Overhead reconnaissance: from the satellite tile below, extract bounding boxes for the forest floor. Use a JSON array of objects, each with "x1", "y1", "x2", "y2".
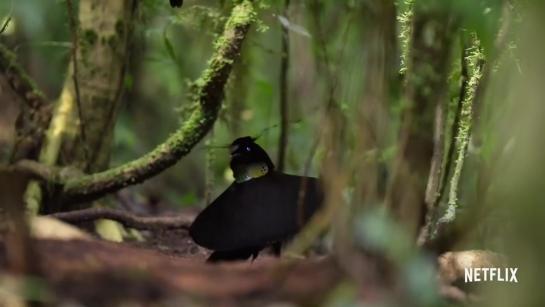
[
  {"x1": 0, "y1": 201, "x2": 476, "y2": 306},
  {"x1": 1, "y1": 228, "x2": 344, "y2": 306}
]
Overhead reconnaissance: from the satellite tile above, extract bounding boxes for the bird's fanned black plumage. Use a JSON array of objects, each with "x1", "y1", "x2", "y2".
[
  {"x1": 188, "y1": 136, "x2": 323, "y2": 262},
  {"x1": 207, "y1": 247, "x2": 261, "y2": 263},
  {"x1": 190, "y1": 172, "x2": 322, "y2": 251}
]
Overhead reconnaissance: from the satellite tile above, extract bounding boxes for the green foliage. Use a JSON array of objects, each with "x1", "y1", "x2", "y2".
[
  {"x1": 170, "y1": 5, "x2": 224, "y2": 35},
  {"x1": 451, "y1": 0, "x2": 503, "y2": 55},
  {"x1": 180, "y1": 191, "x2": 198, "y2": 206},
  {"x1": 7, "y1": 0, "x2": 545, "y2": 304},
  {"x1": 355, "y1": 208, "x2": 443, "y2": 306}
]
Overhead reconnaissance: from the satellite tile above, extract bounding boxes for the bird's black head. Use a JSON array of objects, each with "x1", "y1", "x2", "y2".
[{"x1": 229, "y1": 137, "x2": 275, "y2": 181}]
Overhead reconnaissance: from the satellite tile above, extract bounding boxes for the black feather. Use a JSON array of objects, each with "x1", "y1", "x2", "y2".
[
  {"x1": 169, "y1": 0, "x2": 183, "y2": 8},
  {"x1": 207, "y1": 247, "x2": 261, "y2": 262},
  {"x1": 189, "y1": 172, "x2": 323, "y2": 252}
]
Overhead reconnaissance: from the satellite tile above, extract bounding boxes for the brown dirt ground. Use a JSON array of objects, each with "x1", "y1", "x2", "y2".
[
  {"x1": 0, "y1": 228, "x2": 345, "y2": 306},
  {"x1": 0, "y1": 203, "x2": 477, "y2": 306}
]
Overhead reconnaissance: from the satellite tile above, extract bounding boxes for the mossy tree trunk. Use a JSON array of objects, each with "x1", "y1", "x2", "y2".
[
  {"x1": 29, "y1": 0, "x2": 136, "y2": 213},
  {"x1": 385, "y1": 0, "x2": 457, "y2": 238},
  {"x1": 0, "y1": 44, "x2": 52, "y2": 163},
  {"x1": 65, "y1": 0, "x2": 135, "y2": 173}
]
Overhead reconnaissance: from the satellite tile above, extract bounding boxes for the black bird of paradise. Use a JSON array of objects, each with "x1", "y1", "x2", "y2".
[{"x1": 189, "y1": 136, "x2": 323, "y2": 262}]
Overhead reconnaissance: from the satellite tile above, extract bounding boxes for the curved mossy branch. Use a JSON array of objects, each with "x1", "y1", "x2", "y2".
[
  {"x1": 0, "y1": 45, "x2": 46, "y2": 103},
  {"x1": 0, "y1": 44, "x2": 52, "y2": 162},
  {"x1": 59, "y1": 1, "x2": 256, "y2": 205}
]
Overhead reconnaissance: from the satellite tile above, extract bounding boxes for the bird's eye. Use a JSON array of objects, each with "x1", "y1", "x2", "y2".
[{"x1": 246, "y1": 146, "x2": 251, "y2": 152}]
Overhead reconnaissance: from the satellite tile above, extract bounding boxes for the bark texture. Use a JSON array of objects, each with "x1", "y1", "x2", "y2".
[
  {"x1": 23, "y1": 0, "x2": 137, "y2": 213},
  {"x1": 0, "y1": 44, "x2": 52, "y2": 162},
  {"x1": 385, "y1": 0, "x2": 457, "y2": 238}
]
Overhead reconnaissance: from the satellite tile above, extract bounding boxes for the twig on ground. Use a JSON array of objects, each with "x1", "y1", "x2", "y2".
[{"x1": 49, "y1": 208, "x2": 194, "y2": 230}]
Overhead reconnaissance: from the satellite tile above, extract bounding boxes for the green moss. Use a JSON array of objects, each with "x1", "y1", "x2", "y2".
[
  {"x1": 439, "y1": 35, "x2": 484, "y2": 224},
  {"x1": 106, "y1": 35, "x2": 118, "y2": 49},
  {"x1": 225, "y1": 0, "x2": 256, "y2": 29},
  {"x1": 79, "y1": 30, "x2": 98, "y2": 65},
  {"x1": 398, "y1": 0, "x2": 415, "y2": 74},
  {"x1": 82, "y1": 29, "x2": 98, "y2": 46},
  {"x1": 115, "y1": 20, "x2": 124, "y2": 37},
  {"x1": 0, "y1": 43, "x2": 46, "y2": 100},
  {"x1": 0, "y1": 43, "x2": 16, "y2": 65},
  {"x1": 196, "y1": 0, "x2": 255, "y2": 94}
]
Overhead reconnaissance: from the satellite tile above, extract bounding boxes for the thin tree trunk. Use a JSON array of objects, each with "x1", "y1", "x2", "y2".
[
  {"x1": 0, "y1": 44, "x2": 52, "y2": 163},
  {"x1": 277, "y1": 0, "x2": 290, "y2": 171}
]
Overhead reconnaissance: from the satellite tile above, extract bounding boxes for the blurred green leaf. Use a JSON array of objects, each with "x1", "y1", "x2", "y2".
[
  {"x1": 163, "y1": 27, "x2": 179, "y2": 66},
  {"x1": 180, "y1": 192, "x2": 198, "y2": 206}
]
